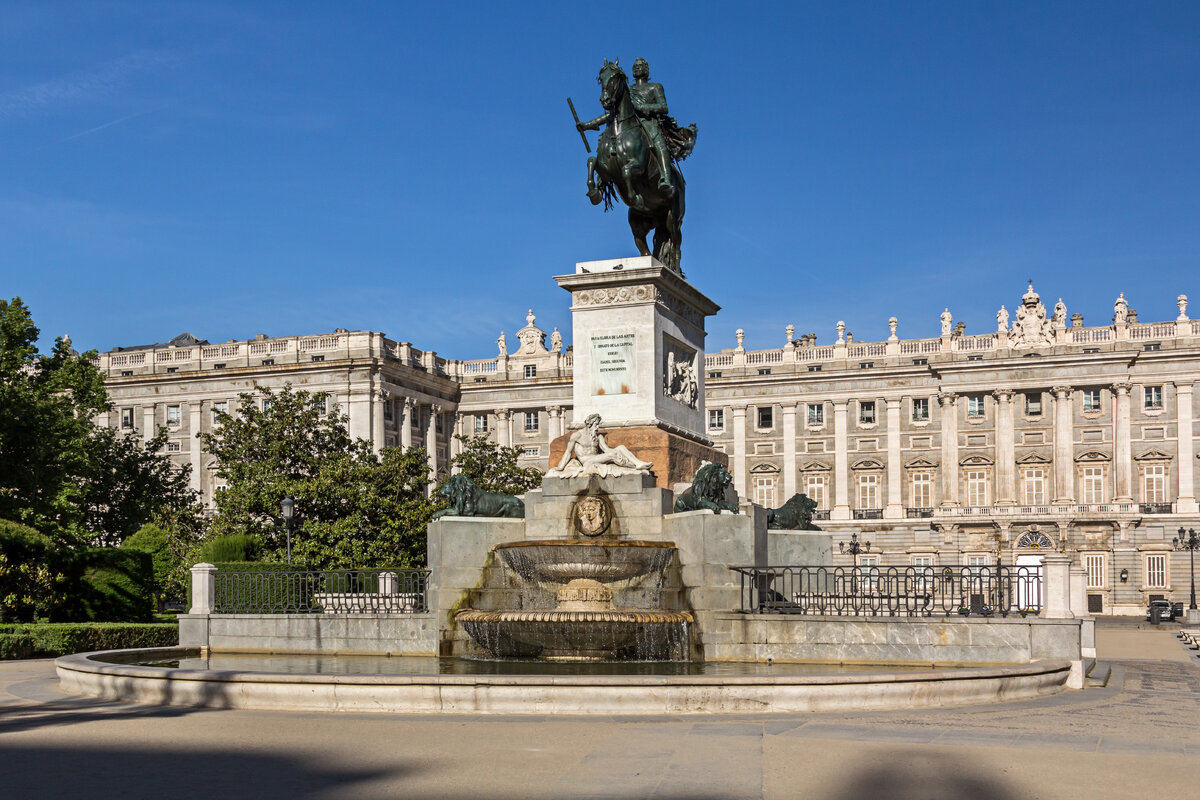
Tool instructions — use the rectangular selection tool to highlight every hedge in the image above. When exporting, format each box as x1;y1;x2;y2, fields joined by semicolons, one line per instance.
54;549;156;623
0;622;178;660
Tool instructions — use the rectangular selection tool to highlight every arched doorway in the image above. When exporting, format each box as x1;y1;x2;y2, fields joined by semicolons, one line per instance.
1013;528;1053;610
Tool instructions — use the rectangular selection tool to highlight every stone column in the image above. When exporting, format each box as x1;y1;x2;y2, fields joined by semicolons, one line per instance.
189;563;217;615
188;401;203;495
1042;552;1074;619
832;400;850;520
371;389;387;454
496;409;512;447
1177;382;1198;513
400;398;413;449
1112;383;1133;503
142;404;156;444
781;403;798;499
426;404;440;481
450;412;464;465
732;405;748;499
994;388;1016;505
547;405;564;442
885;398;903;519
1052;386;1075;503
937;392;959;507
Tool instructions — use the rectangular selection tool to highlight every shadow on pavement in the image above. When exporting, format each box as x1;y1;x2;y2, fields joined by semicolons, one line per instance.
0;743;408;799
827;757;1020;800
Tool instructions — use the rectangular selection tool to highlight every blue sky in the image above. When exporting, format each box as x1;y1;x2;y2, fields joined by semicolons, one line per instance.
2;2;1198;359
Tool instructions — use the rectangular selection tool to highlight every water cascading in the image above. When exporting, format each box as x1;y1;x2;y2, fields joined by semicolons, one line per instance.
456;540;692;661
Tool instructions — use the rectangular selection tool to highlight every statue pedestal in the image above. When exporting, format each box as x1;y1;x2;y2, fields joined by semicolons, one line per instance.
554;256;720;442
548;425;728;491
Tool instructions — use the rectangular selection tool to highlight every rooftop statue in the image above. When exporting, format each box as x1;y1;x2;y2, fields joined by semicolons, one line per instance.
571;58;697;275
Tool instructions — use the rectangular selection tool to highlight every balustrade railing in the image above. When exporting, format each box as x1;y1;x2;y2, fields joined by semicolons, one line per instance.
212;568;430;614
731;565;1043;618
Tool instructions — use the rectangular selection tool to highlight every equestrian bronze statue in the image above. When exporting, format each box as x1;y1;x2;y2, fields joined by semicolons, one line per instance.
572;58;697;275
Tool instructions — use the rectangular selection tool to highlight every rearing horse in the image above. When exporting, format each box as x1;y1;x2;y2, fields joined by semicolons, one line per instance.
584;61;686;275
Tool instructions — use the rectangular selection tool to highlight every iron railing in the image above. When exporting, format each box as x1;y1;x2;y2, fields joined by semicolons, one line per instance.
213;569;430;614
1140;502;1172;514
730;565;1043;618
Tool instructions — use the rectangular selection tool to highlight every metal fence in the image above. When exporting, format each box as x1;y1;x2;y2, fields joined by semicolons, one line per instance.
212;569;430;614
730;565;1043;618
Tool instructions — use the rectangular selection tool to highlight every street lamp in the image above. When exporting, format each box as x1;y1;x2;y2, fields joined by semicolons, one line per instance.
839;531;871;556
280;496;295;565
1173;527;1199;611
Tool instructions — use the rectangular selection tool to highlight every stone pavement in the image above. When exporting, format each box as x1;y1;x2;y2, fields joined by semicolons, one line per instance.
2;628;1199;800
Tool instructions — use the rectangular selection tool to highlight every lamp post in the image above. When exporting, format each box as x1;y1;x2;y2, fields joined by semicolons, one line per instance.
1173;527;1199;611
280;496;295;565
839;531;871;556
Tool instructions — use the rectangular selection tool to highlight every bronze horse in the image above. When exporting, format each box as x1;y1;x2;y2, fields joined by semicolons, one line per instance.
585;61;686;274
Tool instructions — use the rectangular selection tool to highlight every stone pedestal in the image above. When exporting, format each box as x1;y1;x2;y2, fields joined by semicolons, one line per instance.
554;256;720;440
548;425;728;491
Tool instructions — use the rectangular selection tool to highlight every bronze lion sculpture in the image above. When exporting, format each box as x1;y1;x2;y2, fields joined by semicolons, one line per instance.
766;493;821;530
673;462;740;514
432;475;525;519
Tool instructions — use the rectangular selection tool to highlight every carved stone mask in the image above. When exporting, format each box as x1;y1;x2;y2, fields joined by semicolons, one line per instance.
575;495;612;537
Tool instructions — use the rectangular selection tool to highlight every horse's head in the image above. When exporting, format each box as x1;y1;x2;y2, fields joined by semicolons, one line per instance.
597;59;627;111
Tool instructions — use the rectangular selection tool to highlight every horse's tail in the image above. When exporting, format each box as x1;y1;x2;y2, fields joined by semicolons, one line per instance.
596;175;618;212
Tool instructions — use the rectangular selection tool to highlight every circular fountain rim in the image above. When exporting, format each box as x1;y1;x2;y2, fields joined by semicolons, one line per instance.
56;647;1075;715
494;539;677;549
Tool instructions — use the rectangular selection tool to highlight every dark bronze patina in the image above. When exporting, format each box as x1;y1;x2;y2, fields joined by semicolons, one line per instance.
572;57;697;274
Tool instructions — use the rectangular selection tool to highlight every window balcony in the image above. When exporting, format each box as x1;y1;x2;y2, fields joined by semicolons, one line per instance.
811;509;831;521
853;509;883;520
1140;502;1172;515
906;507;934;518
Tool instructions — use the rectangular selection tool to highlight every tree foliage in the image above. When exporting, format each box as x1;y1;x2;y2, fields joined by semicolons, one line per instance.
200;385;436;569
446;434;544;496
0;298;198;547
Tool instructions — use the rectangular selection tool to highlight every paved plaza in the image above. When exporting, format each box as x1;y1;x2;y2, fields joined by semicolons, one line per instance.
2;621;1198;800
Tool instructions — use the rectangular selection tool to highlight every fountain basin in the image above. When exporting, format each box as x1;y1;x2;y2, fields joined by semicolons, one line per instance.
496;540;676;584
456;608;693;661
56;647;1075;714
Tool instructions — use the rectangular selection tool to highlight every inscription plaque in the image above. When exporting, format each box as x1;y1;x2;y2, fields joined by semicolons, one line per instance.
591;332;636;395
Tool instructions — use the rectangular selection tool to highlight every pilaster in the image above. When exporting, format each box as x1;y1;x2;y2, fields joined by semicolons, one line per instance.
400;398;414;449
1052;386;1075;504
885;398;902;518
937;392;959;508
781;403;798;499
731;405;748;499
832;400;850;520
189;401;203;494
1176;383;1197;513
1112;383;1133;503
994;388;1015;505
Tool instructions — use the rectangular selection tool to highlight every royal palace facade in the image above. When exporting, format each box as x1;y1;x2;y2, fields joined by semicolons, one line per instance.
93;283;1200;615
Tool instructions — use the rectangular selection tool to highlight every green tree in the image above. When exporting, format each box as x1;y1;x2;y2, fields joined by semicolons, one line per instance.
0;298;198;546
200;385;435;569
445;434;544;496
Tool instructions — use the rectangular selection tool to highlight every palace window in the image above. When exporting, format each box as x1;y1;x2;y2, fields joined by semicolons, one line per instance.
1146;554;1168;588
858;555;879;591
311;396;327;415
1022;468;1046;506
967;395;985;418
1144;343;1161;352
524;412;539;433
166;442;181;453
262;359;274;366
859;362;874;370
804;475;826;509
857;474;879;510
912;397;929;422
261;398;272;412
1085;554;1106;589
436;413;445;434
1143;465;1166;503
965;470;990;507
858;401;876;425
1082;389;1102;413
912;358;928;366
211;402;227;423
754;476;776;508
708;409;724;431
708;371;722;379
1145;385;1163;410
1024;392;1042;416
383;401;394;421
166;405;181;426
522;446;540;458
758;368;772;375
756;406;774;430
474;415;488;434
524;364;537;379
311;355;324;362
807;403;823;425
910;471;933;508
1082;466;1106;504
911;555;934;593
808;365;822;372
